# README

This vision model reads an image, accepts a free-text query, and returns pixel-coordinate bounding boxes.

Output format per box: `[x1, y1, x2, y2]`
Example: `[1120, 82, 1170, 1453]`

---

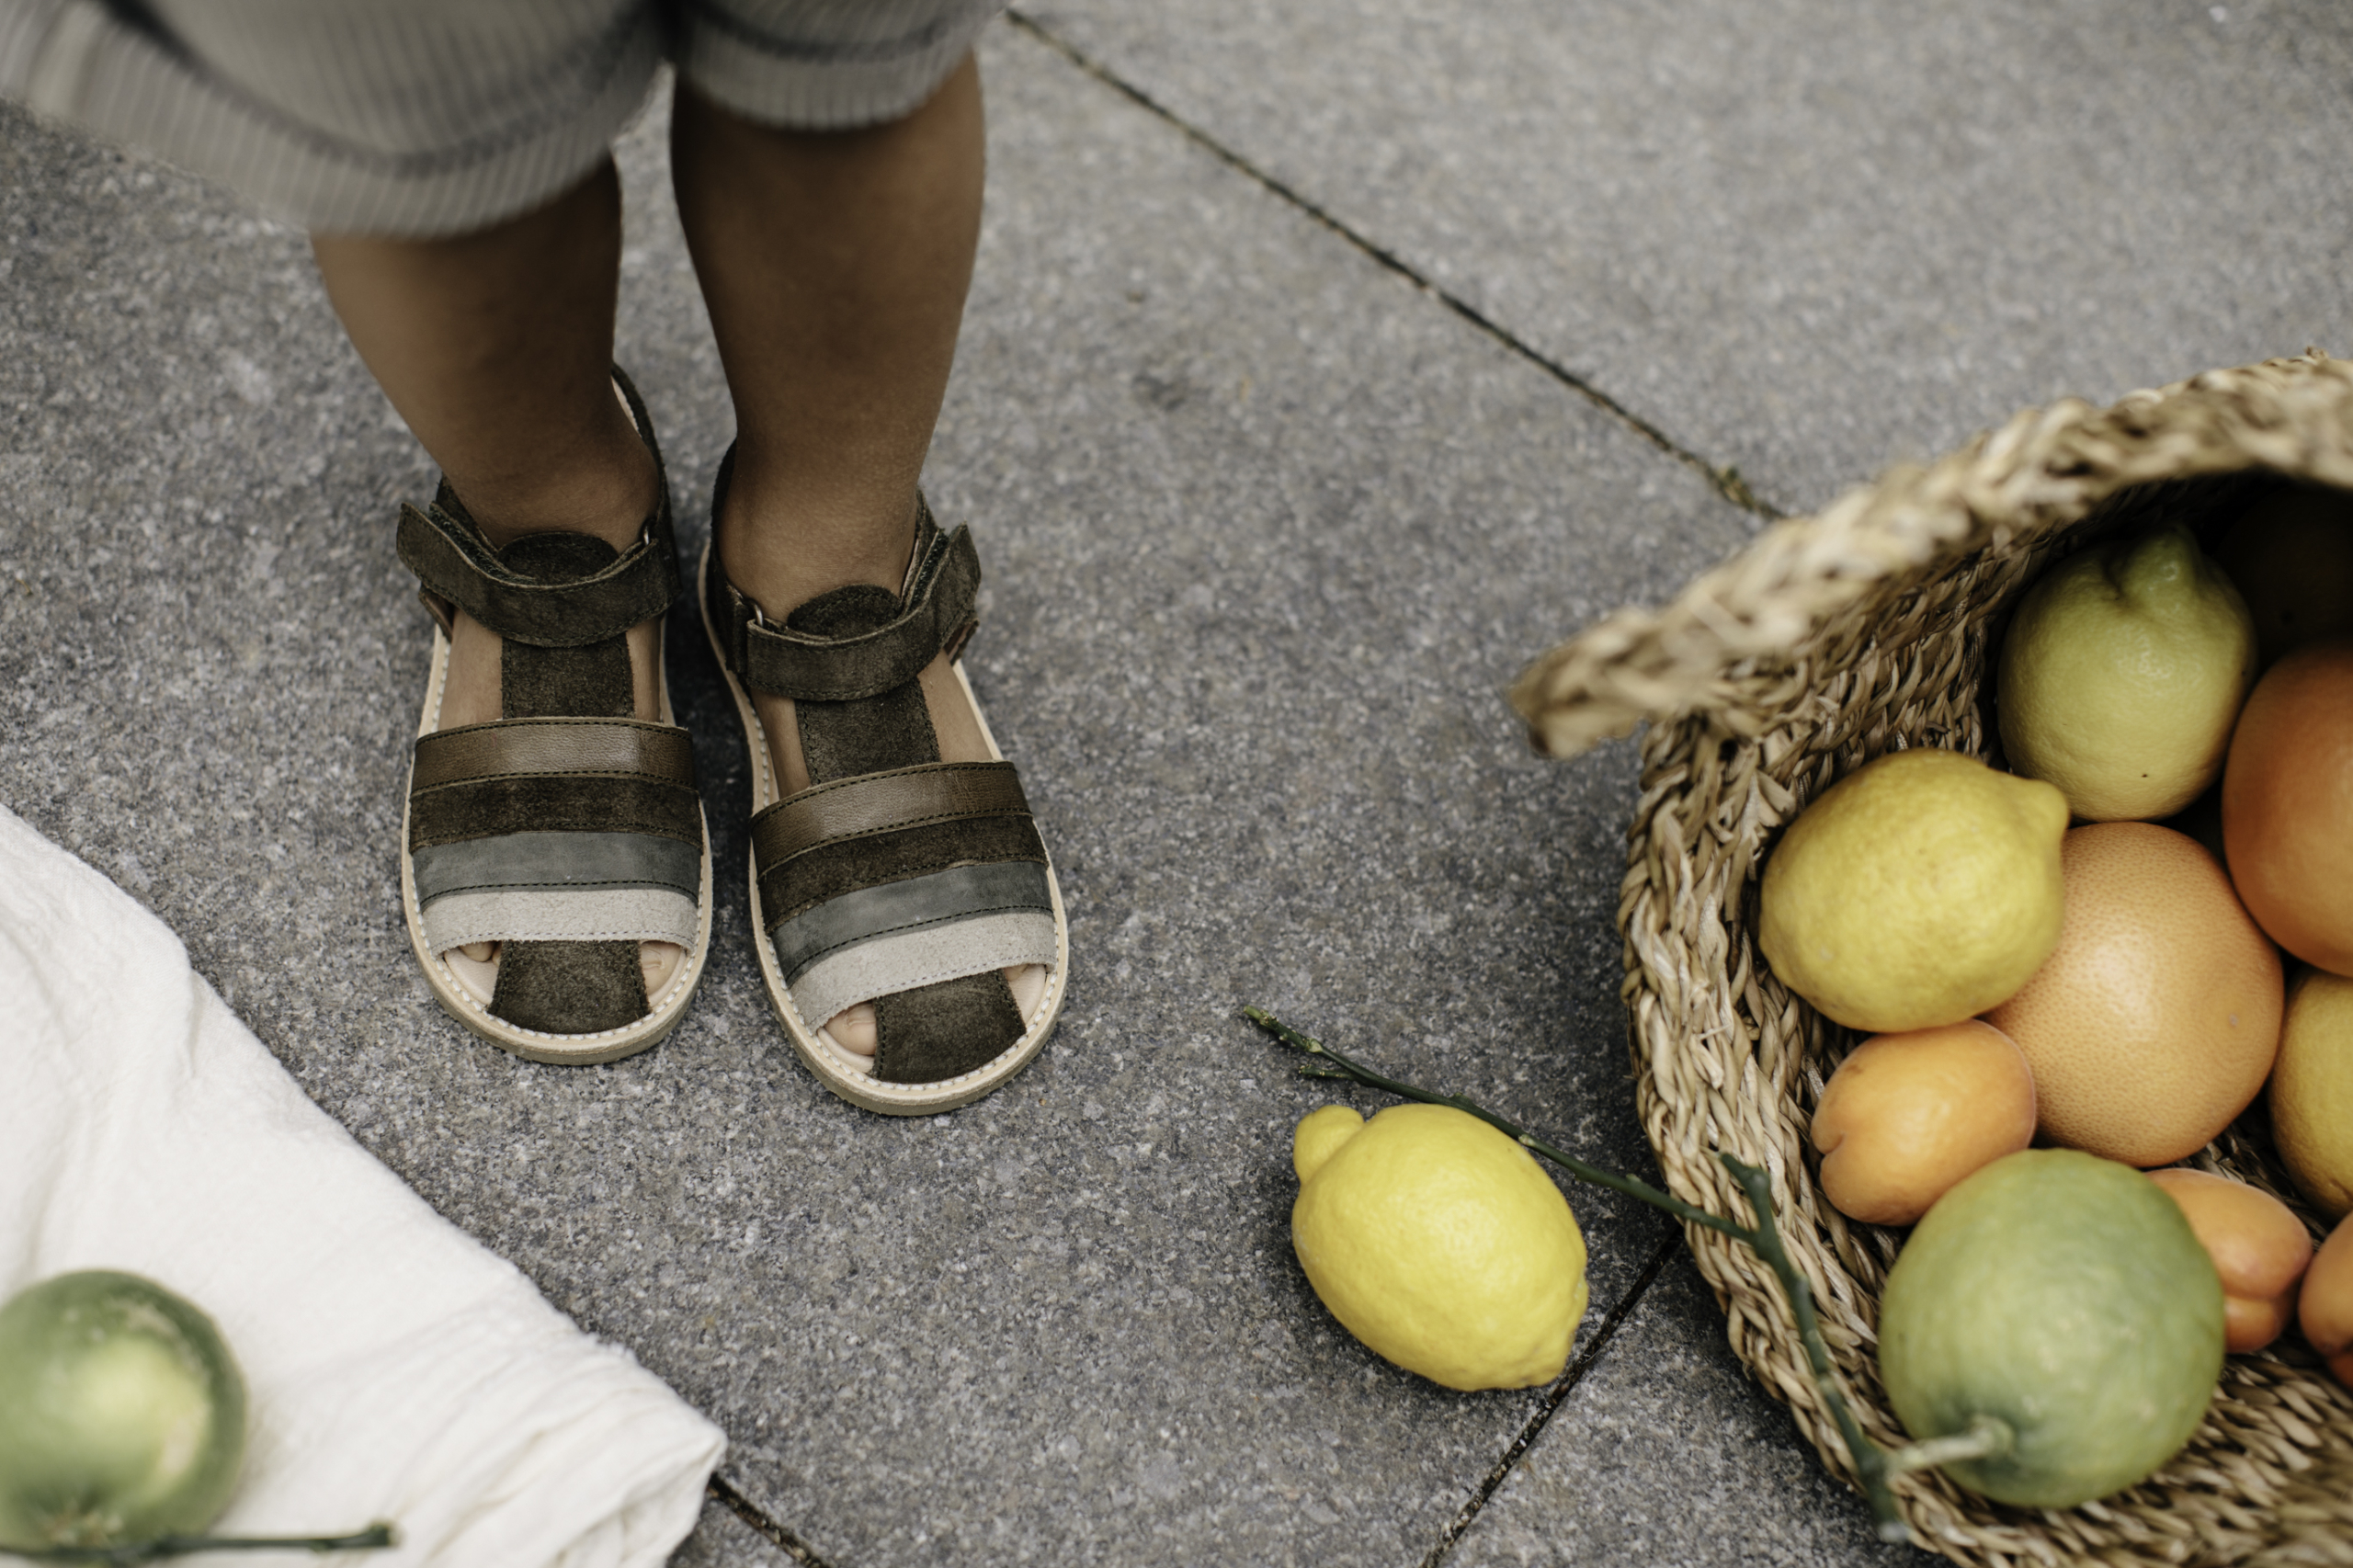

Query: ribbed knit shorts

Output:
[0, 0, 1002, 235]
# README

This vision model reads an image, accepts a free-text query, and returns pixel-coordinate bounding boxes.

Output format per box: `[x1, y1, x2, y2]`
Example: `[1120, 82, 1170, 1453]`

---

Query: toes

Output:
[442, 943, 500, 1006]
[640, 939, 684, 997]
[448, 941, 692, 1014]
[824, 1001, 879, 1058]
[1006, 963, 1048, 1020]
[823, 967, 1049, 1070]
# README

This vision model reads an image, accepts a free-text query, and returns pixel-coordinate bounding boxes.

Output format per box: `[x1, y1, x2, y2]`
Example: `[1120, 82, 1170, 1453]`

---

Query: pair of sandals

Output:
[395, 370, 1066, 1114]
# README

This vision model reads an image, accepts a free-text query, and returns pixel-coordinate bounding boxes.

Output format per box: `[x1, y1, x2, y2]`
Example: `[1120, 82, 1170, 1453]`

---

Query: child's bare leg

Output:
[671, 55, 1041, 1056]
[312, 164, 681, 994]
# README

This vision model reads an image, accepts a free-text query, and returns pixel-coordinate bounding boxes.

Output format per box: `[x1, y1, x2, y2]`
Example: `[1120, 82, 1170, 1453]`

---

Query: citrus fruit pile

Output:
[1760, 483, 2353, 1507]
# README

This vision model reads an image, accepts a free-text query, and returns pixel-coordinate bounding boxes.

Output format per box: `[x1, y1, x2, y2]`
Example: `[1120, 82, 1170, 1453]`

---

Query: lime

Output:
[1290, 1104, 1587, 1391]
[1880, 1150, 2222, 1508]
[0, 1271, 247, 1551]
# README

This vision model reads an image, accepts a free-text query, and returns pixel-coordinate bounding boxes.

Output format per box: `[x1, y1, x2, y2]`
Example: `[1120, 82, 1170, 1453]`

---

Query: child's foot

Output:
[716, 486, 1047, 1065]
[428, 414, 687, 1008]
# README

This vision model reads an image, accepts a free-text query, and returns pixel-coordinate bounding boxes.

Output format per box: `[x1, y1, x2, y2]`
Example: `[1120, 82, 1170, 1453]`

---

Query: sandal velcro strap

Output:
[413, 717, 697, 791]
[709, 497, 982, 702]
[751, 761, 1029, 871]
[398, 494, 682, 649]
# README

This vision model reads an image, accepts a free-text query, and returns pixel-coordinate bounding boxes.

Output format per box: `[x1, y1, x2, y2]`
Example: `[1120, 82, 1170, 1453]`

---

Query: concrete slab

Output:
[1018, 0, 2353, 515]
[0, 17, 1769, 1568]
[1449, 1255, 1912, 1568]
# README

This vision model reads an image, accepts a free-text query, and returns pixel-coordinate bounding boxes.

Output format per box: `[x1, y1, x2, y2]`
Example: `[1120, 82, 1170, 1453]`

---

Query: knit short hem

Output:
[0, 0, 1002, 238]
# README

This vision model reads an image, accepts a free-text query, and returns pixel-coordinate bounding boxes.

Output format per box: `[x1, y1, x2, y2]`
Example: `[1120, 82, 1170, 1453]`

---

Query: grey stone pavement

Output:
[4, 3, 2350, 1563]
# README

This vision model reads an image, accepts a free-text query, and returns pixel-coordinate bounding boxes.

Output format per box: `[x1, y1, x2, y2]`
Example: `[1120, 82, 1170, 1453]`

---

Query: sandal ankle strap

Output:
[704, 450, 983, 703]
[395, 368, 683, 648]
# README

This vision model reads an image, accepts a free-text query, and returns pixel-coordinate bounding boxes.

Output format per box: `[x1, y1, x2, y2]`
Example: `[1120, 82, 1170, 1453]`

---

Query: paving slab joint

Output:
[708, 1471, 836, 1568]
[1002, 7, 1790, 525]
[1415, 1226, 1684, 1568]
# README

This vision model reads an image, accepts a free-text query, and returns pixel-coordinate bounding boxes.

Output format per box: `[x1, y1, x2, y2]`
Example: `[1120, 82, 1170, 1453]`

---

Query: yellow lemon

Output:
[1290, 1104, 1586, 1391]
[1997, 525, 2256, 820]
[2272, 969, 2353, 1221]
[1759, 749, 2068, 1033]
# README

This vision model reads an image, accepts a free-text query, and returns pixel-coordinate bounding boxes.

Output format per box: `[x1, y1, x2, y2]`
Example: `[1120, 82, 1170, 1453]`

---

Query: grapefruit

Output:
[1987, 823, 2282, 1167]
[2222, 640, 2353, 975]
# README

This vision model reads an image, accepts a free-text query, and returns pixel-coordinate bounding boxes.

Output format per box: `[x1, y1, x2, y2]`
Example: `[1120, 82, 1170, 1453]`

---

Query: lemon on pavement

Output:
[1997, 525, 2256, 821]
[1290, 1104, 1587, 1391]
[1759, 749, 2068, 1033]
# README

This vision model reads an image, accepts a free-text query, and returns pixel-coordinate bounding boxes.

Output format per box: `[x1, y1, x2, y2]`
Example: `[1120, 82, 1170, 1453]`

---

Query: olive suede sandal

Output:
[395, 369, 713, 1063]
[700, 450, 1067, 1114]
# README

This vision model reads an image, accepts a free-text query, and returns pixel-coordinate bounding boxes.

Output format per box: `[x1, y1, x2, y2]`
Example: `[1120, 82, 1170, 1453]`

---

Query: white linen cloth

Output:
[0, 804, 726, 1567]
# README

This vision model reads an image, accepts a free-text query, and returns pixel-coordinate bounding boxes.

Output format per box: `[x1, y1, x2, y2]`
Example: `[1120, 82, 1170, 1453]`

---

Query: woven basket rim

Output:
[1510, 350, 2353, 762]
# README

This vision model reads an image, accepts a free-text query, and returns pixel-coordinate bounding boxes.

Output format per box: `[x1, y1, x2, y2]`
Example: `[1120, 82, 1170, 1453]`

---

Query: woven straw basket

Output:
[1510, 353, 2353, 1567]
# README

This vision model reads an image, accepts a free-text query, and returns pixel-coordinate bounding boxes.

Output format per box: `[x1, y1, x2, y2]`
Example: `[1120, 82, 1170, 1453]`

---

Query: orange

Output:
[2222, 640, 2353, 975]
[1810, 1020, 2037, 1225]
[2146, 1169, 2313, 1353]
[1987, 823, 2282, 1167]
[2303, 1214, 2353, 1390]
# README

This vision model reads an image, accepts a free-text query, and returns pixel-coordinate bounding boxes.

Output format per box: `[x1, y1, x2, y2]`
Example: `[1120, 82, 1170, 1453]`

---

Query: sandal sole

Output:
[400, 623, 714, 1065]
[699, 543, 1068, 1114]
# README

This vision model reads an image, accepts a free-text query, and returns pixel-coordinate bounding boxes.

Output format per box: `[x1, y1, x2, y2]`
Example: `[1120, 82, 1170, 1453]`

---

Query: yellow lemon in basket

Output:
[1290, 1104, 1586, 1391]
[1759, 749, 2068, 1033]
[1997, 524, 2256, 821]
[2271, 968, 2353, 1221]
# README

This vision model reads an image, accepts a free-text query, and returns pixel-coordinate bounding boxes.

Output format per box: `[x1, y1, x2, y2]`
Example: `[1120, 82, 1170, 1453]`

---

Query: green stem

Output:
[1245, 1007, 1915, 1547]
[1884, 1415, 2014, 1476]
[8, 1524, 394, 1565]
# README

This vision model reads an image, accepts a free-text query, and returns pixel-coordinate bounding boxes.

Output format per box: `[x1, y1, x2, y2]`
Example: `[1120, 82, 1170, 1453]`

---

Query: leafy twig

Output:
[1245, 1006, 1967, 1545]
[7, 1524, 395, 1564]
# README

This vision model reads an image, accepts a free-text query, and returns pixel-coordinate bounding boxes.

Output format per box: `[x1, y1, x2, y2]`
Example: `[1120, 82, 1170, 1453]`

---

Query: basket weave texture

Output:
[1511, 353, 2353, 1567]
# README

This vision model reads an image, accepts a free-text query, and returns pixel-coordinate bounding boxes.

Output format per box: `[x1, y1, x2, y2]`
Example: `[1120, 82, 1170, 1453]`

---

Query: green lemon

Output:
[1758, 749, 2069, 1033]
[1998, 525, 2256, 821]
[0, 1272, 247, 1551]
[1290, 1104, 1587, 1391]
[1880, 1149, 2223, 1509]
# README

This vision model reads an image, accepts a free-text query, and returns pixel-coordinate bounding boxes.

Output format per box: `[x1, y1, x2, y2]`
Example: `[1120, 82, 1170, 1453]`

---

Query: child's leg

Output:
[673, 53, 1046, 1061]
[312, 163, 685, 999]
[311, 161, 663, 733]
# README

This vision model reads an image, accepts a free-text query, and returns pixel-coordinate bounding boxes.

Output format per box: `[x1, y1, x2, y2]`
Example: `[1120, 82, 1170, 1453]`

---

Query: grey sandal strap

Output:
[767, 860, 1054, 982]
